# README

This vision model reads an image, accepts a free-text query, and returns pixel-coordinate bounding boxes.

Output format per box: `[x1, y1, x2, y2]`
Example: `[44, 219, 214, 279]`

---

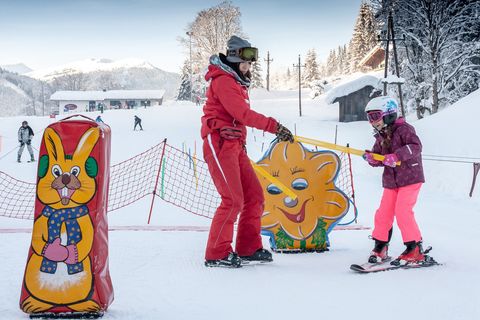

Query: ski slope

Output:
[1, 89, 479, 320]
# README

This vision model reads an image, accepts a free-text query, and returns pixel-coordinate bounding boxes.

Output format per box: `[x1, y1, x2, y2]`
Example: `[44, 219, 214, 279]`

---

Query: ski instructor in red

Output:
[201, 35, 293, 268]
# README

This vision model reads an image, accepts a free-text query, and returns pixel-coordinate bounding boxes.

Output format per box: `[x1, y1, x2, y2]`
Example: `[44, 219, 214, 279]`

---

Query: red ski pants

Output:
[372, 183, 423, 243]
[203, 133, 264, 260]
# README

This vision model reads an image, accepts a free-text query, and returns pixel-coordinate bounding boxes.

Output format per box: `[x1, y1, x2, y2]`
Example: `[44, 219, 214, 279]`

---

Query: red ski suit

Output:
[201, 60, 278, 260]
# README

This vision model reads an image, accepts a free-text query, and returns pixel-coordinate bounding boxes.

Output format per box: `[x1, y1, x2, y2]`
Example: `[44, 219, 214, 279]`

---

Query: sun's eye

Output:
[292, 178, 308, 190]
[267, 184, 282, 195]
[70, 166, 81, 177]
[51, 165, 63, 178]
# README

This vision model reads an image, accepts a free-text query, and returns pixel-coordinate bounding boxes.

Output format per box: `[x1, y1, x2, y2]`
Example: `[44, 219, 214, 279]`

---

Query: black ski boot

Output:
[240, 248, 273, 264]
[368, 239, 390, 263]
[205, 252, 242, 268]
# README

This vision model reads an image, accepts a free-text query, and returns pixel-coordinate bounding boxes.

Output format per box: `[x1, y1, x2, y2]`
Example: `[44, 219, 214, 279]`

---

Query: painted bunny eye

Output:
[70, 166, 81, 177]
[292, 178, 308, 190]
[267, 184, 282, 195]
[51, 165, 63, 178]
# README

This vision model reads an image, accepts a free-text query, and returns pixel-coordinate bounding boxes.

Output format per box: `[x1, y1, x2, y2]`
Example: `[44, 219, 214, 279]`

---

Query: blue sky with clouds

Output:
[0, 0, 362, 73]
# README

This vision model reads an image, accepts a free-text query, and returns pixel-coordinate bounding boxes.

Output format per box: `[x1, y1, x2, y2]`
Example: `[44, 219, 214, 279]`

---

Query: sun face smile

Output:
[255, 141, 350, 246]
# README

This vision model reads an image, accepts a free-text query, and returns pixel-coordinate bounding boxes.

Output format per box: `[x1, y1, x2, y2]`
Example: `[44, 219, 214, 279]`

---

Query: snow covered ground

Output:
[1, 88, 479, 319]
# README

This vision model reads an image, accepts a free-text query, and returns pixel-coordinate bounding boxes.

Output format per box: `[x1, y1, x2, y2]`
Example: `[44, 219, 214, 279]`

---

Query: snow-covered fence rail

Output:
[0, 140, 356, 221]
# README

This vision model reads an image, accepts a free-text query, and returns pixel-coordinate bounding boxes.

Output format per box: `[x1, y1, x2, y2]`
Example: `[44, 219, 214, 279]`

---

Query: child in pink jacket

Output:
[363, 96, 427, 265]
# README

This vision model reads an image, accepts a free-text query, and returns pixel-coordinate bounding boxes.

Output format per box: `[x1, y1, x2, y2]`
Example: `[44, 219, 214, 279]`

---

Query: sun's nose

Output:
[283, 196, 298, 208]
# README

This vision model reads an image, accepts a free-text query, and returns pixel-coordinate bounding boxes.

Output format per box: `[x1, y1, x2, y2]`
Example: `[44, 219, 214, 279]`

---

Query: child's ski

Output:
[350, 247, 440, 273]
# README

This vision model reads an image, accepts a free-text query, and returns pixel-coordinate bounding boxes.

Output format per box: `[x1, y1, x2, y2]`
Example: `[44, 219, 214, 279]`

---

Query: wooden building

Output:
[326, 75, 381, 122]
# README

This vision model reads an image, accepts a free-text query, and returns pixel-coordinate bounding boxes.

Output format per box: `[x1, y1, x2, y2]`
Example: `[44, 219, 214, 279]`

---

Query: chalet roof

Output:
[50, 90, 165, 101]
[325, 74, 381, 104]
[358, 45, 385, 68]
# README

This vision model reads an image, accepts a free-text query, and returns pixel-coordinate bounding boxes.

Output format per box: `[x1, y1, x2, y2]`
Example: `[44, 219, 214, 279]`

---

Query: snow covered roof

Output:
[325, 74, 381, 104]
[358, 45, 385, 67]
[50, 90, 165, 101]
[50, 91, 106, 101]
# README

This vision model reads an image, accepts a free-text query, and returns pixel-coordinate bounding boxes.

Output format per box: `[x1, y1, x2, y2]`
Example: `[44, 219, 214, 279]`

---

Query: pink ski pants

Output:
[372, 183, 423, 243]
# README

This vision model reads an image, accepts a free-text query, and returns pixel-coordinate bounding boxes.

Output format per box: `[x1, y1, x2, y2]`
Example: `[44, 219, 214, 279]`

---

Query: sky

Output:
[0, 0, 362, 74]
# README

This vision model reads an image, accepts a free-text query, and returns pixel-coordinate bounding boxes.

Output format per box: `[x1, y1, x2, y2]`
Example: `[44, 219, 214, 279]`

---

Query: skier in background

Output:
[363, 96, 429, 266]
[17, 121, 35, 163]
[134, 115, 143, 131]
[201, 35, 294, 268]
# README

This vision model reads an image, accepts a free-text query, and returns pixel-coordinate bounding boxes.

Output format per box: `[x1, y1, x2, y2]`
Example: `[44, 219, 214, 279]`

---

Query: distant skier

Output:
[134, 115, 143, 131]
[95, 115, 104, 123]
[363, 96, 429, 266]
[201, 35, 294, 268]
[17, 121, 35, 163]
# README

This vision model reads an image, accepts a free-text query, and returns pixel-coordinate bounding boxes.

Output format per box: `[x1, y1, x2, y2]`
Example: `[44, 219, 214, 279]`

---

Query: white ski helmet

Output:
[365, 96, 399, 125]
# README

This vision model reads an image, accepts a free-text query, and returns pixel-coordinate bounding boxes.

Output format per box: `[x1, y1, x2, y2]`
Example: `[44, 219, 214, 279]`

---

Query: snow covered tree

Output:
[179, 1, 244, 76]
[374, 0, 480, 113]
[349, 2, 378, 72]
[177, 60, 193, 101]
[303, 49, 320, 86]
[250, 61, 264, 89]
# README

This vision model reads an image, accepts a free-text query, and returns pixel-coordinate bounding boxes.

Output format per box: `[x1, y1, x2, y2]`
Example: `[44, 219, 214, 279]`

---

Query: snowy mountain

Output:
[0, 63, 33, 75]
[26, 58, 181, 99]
[0, 69, 53, 117]
[26, 58, 156, 80]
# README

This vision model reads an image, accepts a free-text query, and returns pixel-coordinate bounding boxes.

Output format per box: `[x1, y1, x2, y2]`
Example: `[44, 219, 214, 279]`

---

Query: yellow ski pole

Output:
[250, 161, 298, 200]
[294, 136, 401, 165]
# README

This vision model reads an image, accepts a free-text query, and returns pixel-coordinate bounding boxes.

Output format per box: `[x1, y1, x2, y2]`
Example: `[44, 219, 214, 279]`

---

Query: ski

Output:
[350, 247, 440, 273]
[29, 312, 103, 319]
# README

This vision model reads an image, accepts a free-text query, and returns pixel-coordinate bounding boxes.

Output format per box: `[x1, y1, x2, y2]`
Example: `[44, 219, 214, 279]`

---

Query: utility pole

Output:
[377, 11, 406, 117]
[41, 82, 45, 116]
[293, 55, 305, 117]
[264, 51, 273, 91]
[186, 31, 193, 102]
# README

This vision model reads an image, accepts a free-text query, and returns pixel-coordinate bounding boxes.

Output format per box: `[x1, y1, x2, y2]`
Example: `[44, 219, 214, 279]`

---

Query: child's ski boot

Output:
[368, 239, 390, 263]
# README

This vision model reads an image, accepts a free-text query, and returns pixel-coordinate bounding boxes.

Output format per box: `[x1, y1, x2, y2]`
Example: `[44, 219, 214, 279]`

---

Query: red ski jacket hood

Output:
[201, 55, 278, 142]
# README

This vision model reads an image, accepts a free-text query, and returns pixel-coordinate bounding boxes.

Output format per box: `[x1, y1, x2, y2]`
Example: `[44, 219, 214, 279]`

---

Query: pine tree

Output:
[303, 49, 320, 86]
[349, 2, 378, 72]
[177, 60, 193, 101]
[250, 61, 264, 89]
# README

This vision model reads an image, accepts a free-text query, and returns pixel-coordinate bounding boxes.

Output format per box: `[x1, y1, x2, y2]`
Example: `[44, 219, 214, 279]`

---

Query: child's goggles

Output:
[366, 110, 384, 123]
[227, 47, 258, 62]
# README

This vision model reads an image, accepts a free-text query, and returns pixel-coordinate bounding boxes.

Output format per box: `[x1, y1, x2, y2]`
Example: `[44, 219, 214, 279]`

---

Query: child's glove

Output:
[362, 152, 381, 166]
[219, 126, 242, 140]
[382, 153, 399, 167]
[276, 124, 294, 143]
[42, 238, 68, 262]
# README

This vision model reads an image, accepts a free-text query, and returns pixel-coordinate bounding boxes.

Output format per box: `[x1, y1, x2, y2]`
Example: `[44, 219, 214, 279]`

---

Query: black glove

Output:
[27, 140, 31, 145]
[276, 124, 294, 143]
[19, 141, 25, 146]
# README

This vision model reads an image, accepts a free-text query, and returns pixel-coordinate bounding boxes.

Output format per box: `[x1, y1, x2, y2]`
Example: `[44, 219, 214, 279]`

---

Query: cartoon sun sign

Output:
[256, 141, 349, 251]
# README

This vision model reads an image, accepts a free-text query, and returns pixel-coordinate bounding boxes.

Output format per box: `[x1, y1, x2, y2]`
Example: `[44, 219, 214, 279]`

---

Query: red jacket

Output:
[201, 58, 278, 142]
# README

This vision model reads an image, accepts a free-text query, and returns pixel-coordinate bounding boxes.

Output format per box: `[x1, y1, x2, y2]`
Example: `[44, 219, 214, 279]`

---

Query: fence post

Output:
[148, 138, 168, 224]
[469, 162, 480, 197]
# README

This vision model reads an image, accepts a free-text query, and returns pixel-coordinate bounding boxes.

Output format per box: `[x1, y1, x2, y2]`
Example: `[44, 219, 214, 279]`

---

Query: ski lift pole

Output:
[294, 135, 401, 165]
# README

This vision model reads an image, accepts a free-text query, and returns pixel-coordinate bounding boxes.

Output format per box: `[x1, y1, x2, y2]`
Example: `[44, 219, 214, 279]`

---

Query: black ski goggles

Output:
[227, 47, 258, 62]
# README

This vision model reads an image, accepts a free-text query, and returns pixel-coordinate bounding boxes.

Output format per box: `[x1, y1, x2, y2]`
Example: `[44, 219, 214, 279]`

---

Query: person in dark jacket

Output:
[363, 96, 427, 265]
[17, 121, 35, 162]
[134, 115, 143, 131]
[201, 35, 293, 268]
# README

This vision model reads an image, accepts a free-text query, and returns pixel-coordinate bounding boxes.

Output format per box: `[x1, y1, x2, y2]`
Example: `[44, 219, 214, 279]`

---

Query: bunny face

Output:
[37, 127, 100, 210]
